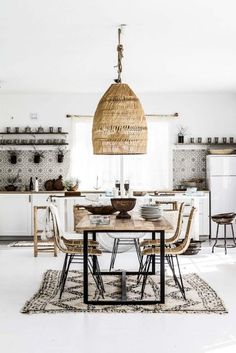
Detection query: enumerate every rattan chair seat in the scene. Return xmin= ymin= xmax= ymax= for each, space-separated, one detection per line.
xmin=61 ymin=236 xmax=98 ymax=247
xmin=63 ymin=247 xmax=102 ymax=255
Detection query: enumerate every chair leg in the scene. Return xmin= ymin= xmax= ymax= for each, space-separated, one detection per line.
xmin=109 ymin=239 xmax=118 ymax=271
xmin=137 ymin=254 xmax=144 ymax=284
xmin=59 ymin=254 xmax=73 ymax=299
xmin=88 ymin=257 xmax=105 ymax=298
xmin=172 ymin=255 xmax=186 ymax=300
xmin=212 ymin=224 xmax=219 ymax=253
xmin=134 ymin=238 xmax=142 ymax=264
xmin=113 ymin=238 xmax=120 ymax=269
xmin=110 ymin=238 xmax=119 ymax=270
xmin=166 ymin=255 xmax=178 ymax=286
xmin=94 ymin=256 xmax=105 ymax=294
xmin=140 ymin=255 xmax=152 ymax=299
xmin=59 ymin=253 xmax=68 ymax=287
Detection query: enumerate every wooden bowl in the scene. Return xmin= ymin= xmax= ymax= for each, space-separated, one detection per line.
xmin=5 ymin=185 xmax=17 ymax=191
xmin=111 ymin=198 xmax=136 ymax=219
xmin=85 ymin=205 xmax=116 ymax=215
xmin=209 ymin=149 xmax=234 ymax=155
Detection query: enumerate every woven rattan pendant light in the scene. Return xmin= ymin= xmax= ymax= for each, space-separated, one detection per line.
xmin=92 ymin=26 xmax=147 ymax=155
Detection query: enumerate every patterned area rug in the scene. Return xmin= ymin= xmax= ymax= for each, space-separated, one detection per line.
xmin=21 ymin=270 xmax=227 ymax=314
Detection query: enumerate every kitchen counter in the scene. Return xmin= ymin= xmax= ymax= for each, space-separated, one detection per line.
xmin=0 ymin=190 xmax=210 ymax=240
xmin=0 ymin=189 xmax=210 ymax=194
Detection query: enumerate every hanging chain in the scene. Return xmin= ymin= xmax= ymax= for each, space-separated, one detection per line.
xmin=114 ymin=27 xmax=124 ymax=83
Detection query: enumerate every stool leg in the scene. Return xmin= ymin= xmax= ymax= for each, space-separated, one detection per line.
xmin=212 ymin=224 xmax=219 ymax=253
xmin=231 ymin=224 xmax=236 ymax=246
xmin=224 ymin=224 xmax=227 ymax=255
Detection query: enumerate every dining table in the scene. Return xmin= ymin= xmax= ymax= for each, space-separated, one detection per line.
xmin=76 ymin=214 xmax=173 ymax=305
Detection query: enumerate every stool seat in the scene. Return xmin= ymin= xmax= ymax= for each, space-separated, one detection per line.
xmin=212 ymin=217 xmax=235 ymax=224
xmin=212 ymin=213 xmax=235 ymax=221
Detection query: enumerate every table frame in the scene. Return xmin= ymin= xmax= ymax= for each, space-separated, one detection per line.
xmin=83 ymin=229 xmax=165 ymax=305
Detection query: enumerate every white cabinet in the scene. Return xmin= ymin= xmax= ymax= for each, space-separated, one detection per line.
xmin=0 ymin=192 xmax=210 ymax=239
xmin=0 ymin=193 xmax=65 ymax=237
xmin=198 ymin=197 xmax=210 ymax=236
xmin=0 ymin=194 xmax=32 ymax=236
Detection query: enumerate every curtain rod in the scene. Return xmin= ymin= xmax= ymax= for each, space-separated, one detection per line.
xmin=66 ymin=113 xmax=179 ymax=118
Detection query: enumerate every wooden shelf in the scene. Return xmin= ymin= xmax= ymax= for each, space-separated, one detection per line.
xmin=0 ymin=143 xmax=69 ymax=146
xmin=175 ymin=143 xmax=236 ymax=146
xmin=174 ymin=143 xmax=236 ymax=150
xmin=0 ymin=132 xmax=68 ymax=135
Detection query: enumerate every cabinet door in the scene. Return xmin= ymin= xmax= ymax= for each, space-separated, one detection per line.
xmin=0 ymin=195 xmax=32 ymax=236
xmin=198 ymin=197 xmax=210 ymax=236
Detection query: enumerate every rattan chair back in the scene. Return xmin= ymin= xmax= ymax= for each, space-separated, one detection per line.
xmin=169 ymin=206 xmax=196 ymax=255
xmin=163 ymin=202 xmax=185 ymax=244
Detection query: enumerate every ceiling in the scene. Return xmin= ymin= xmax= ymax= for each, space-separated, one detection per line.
xmin=1 ymin=0 xmax=236 ymax=93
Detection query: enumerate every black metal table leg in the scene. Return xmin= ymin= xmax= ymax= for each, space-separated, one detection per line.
xmin=160 ymin=230 xmax=165 ymax=304
xmin=121 ymin=271 xmax=127 ymax=301
xmin=151 ymin=231 xmax=155 ymax=274
xmin=83 ymin=230 xmax=89 ymax=304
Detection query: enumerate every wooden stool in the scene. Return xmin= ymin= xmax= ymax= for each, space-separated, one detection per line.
xmin=34 ymin=206 xmax=57 ymax=257
xmin=212 ymin=213 xmax=236 ymax=255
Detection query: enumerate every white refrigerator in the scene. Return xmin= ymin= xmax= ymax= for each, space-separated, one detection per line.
xmin=207 ymin=155 xmax=236 ymax=237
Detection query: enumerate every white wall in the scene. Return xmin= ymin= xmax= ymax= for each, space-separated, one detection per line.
xmin=0 ymin=92 xmax=235 ymax=190
xmin=140 ymin=92 xmax=236 ymax=143
xmin=0 ymin=92 xmax=235 ymax=143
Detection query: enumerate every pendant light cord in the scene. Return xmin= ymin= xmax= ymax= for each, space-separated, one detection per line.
xmin=114 ymin=27 xmax=124 ymax=83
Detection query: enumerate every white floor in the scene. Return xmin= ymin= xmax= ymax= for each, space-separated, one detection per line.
xmin=1 ymin=244 xmax=236 ymax=353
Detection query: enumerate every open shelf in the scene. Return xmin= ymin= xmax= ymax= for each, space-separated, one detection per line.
xmin=174 ymin=143 xmax=236 ymax=150
xmin=0 ymin=132 xmax=68 ymax=135
xmin=0 ymin=143 xmax=69 ymax=146
xmin=175 ymin=143 xmax=236 ymax=146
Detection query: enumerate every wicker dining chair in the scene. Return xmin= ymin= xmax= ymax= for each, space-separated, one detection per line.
xmin=137 ymin=202 xmax=185 ymax=283
xmin=140 ymin=206 xmax=196 ymax=300
xmin=49 ymin=205 xmax=105 ymax=299
xmin=140 ymin=202 xmax=185 ymax=248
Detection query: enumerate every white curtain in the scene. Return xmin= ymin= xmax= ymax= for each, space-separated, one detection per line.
xmin=70 ymin=116 xmax=171 ymax=190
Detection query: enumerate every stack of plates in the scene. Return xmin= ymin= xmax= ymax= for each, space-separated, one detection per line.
xmin=140 ymin=205 xmax=162 ymax=220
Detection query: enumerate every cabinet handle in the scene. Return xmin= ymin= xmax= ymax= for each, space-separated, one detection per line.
xmin=29 ymin=195 xmax=31 ymax=203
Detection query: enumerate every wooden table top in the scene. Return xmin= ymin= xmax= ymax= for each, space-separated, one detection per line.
xmin=76 ymin=215 xmax=173 ymax=232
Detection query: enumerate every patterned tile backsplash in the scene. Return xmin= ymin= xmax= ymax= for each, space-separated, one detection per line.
xmin=173 ymin=149 xmax=207 ymax=189
xmin=0 ymin=150 xmax=70 ymax=191
xmin=0 ymin=148 xmax=206 ymax=191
